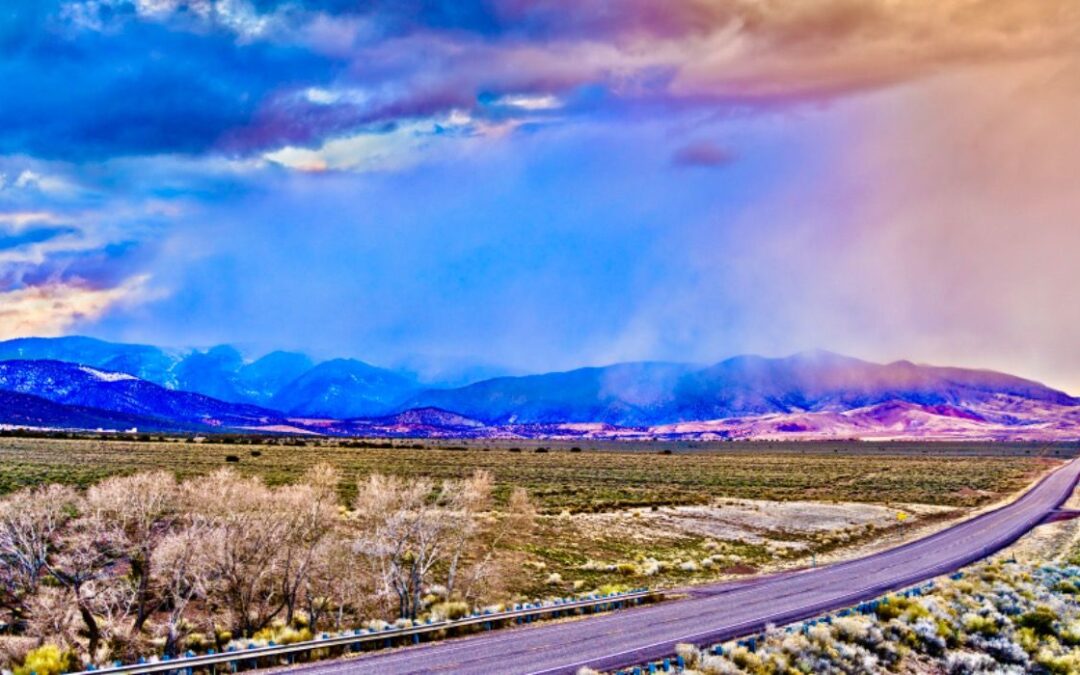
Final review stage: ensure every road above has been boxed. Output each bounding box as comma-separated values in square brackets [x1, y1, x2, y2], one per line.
[289, 459, 1080, 675]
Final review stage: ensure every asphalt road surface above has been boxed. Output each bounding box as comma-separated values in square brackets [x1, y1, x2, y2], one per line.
[290, 459, 1080, 675]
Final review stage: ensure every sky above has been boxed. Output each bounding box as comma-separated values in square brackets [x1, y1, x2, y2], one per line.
[1, 0, 1079, 392]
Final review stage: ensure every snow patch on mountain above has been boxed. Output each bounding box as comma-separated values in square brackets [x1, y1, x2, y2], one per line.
[79, 366, 138, 382]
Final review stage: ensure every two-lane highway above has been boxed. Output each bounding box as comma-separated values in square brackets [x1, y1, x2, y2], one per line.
[290, 458, 1080, 674]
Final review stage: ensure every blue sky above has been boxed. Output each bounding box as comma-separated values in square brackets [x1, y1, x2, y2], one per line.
[2, 0, 1079, 391]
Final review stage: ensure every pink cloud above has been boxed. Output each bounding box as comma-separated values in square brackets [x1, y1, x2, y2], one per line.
[0, 277, 150, 340]
[672, 140, 734, 168]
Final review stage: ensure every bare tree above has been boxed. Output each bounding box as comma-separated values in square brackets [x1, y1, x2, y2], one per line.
[352, 472, 521, 619]
[151, 523, 211, 657]
[307, 535, 381, 632]
[443, 471, 493, 601]
[186, 469, 305, 637]
[0, 467, 537, 664]
[276, 464, 341, 626]
[0, 485, 78, 631]
[353, 474, 446, 619]
[23, 586, 79, 649]
[44, 513, 128, 660]
[87, 471, 179, 632]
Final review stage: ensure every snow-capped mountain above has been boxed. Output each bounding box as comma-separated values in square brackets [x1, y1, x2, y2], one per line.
[0, 360, 284, 428]
[0, 339, 1076, 439]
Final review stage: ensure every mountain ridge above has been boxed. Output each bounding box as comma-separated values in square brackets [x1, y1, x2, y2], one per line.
[403, 351, 1076, 425]
[0, 337, 1076, 439]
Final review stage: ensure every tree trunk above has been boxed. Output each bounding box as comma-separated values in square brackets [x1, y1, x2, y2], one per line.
[285, 594, 296, 627]
[133, 553, 151, 632]
[446, 554, 460, 601]
[163, 620, 180, 658]
[77, 599, 101, 658]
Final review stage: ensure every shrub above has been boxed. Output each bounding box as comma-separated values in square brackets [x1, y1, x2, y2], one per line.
[962, 613, 1000, 637]
[675, 643, 699, 668]
[14, 645, 78, 675]
[945, 651, 997, 675]
[699, 654, 741, 674]
[971, 635, 1028, 665]
[185, 633, 211, 650]
[875, 595, 916, 622]
[252, 624, 313, 645]
[430, 601, 470, 621]
[1059, 621, 1080, 646]
[225, 454, 240, 463]
[1054, 579, 1078, 594]
[912, 618, 947, 655]
[1017, 606, 1058, 637]
[832, 616, 871, 644]
[1036, 648, 1080, 674]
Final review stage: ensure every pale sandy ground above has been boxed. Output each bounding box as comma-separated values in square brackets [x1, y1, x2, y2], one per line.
[610, 460, 1064, 581]
[778, 460, 1068, 572]
[572, 499, 956, 554]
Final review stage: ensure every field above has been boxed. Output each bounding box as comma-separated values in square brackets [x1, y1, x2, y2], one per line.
[0, 436, 1060, 511]
[0, 434, 1072, 670]
[0, 436, 1062, 596]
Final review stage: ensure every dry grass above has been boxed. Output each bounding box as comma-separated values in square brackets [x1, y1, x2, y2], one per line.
[0, 437, 1054, 512]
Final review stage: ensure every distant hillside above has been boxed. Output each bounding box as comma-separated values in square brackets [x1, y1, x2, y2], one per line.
[403, 361, 694, 425]
[0, 390, 195, 432]
[270, 359, 420, 418]
[0, 337, 406, 411]
[404, 351, 1077, 425]
[0, 336, 181, 386]
[0, 360, 285, 428]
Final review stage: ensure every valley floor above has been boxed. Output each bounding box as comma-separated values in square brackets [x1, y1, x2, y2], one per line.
[0, 435, 1063, 607]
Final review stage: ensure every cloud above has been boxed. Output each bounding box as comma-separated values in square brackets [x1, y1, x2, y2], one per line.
[0, 276, 150, 339]
[672, 140, 734, 168]
[0, 202, 162, 299]
[1, 0, 1074, 164]
[0, 211, 66, 230]
[3, 0, 1080, 396]
[0, 13, 332, 160]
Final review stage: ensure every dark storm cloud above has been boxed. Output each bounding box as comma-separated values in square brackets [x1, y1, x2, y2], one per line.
[0, 7, 333, 160]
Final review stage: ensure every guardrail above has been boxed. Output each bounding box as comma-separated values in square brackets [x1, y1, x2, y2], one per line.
[75, 588, 661, 674]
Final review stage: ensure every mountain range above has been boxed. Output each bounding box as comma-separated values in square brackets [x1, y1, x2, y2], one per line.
[0, 337, 406, 417]
[0, 337, 1077, 440]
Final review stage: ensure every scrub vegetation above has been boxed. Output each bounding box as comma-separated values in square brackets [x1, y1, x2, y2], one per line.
[0, 436, 1052, 511]
[640, 560, 1080, 675]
